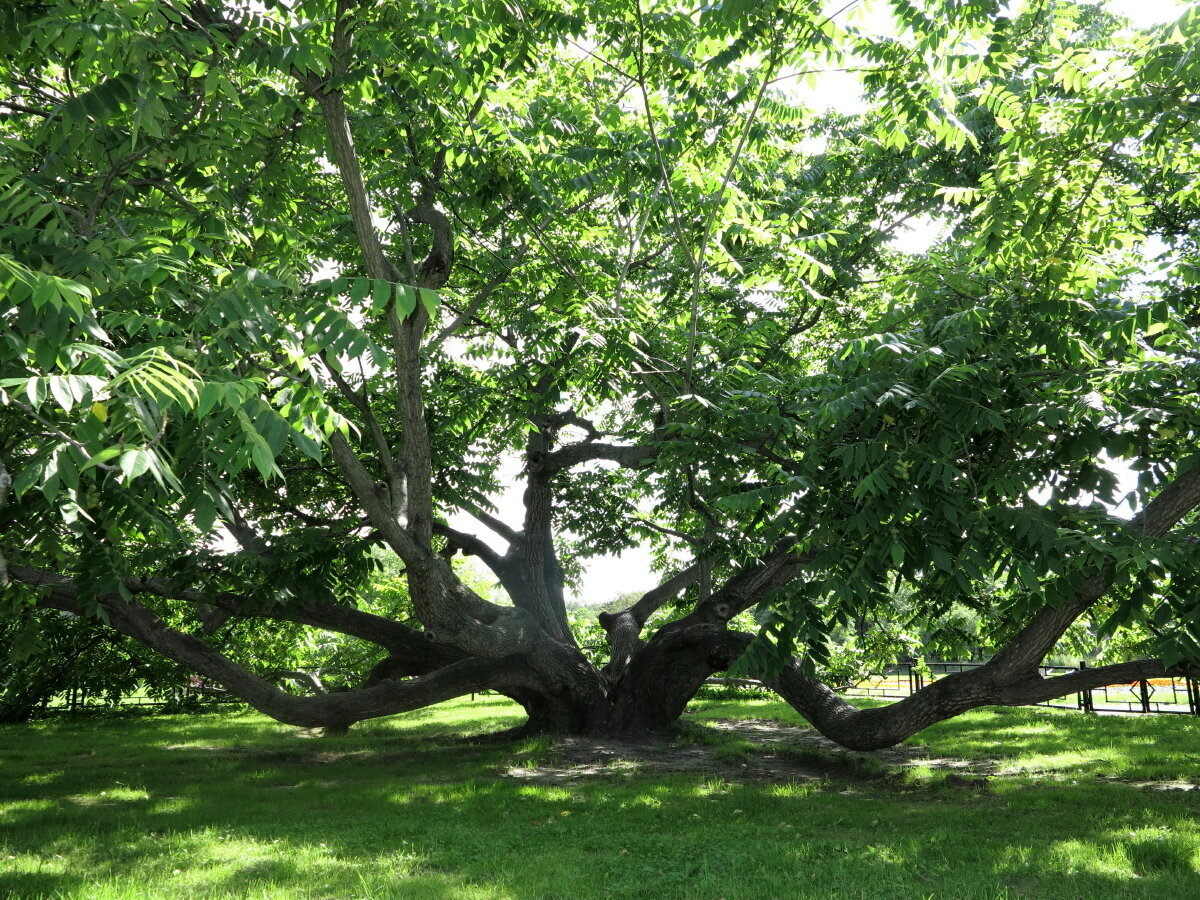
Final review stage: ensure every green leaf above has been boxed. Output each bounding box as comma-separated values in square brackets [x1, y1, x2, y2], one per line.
[396, 283, 418, 318]
[418, 287, 439, 318]
[82, 445, 125, 473]
[250, 441, 276, 481]
[371, 279, 392, 310]
[197, 382, 223, 418]
[118, 449, 151, 483]
[48, 376, 76, 412]
[350, 276, 371, 304]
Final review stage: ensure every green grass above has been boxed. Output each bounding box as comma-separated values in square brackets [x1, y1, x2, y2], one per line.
[687, 695, 1200, 782]
[1, 696, 1198, 899]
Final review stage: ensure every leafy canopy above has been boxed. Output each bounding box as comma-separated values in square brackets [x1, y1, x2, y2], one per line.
[1, 0, 1198, 684]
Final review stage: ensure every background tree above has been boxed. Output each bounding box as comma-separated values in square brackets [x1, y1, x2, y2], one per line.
[1, 0, 1198, 747]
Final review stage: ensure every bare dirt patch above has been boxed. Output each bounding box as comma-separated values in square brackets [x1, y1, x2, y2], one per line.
[504, 718, 1197, 791]
[504, 718, 997, 787]
[705, 717, 999, 773]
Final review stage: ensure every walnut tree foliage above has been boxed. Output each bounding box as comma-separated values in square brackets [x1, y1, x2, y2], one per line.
[1, 0, 1198, 746]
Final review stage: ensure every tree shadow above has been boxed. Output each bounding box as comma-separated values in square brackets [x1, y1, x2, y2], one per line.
[2, 709, 1199, 899]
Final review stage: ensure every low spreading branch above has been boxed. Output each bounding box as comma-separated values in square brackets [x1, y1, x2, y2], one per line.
[23, 567, 543, 729]
[767, 644, 1193, 751]
[8, 563, 458, 667]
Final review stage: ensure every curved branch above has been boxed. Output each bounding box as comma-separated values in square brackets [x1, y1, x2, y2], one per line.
[988, 468, 1200, 678]
[599, 563, 706, 683]
[615, 622, 1192, 749]
[768, 648, 1193, 751]
[9, 562, 463, 670]
[432, 521, 506, 574]
[31, 574, 543, 730]
[684, 540, 816, 625]
[466, 505, 521, 544]
[628, 561, 706, 626]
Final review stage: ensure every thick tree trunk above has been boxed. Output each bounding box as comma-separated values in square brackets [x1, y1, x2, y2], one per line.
[604, 625, 745, 733]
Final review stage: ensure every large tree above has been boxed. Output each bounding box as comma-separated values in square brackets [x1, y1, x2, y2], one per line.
[2, 0, 1198, 748]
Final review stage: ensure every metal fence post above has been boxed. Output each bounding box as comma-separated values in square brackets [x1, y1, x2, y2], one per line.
[1139, 678, 1152, 714]
[1188, 675, 1199, 717]
[1078, 660, 1095, 713]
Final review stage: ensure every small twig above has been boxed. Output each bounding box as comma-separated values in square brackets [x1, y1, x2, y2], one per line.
[6, 399, 119, 471]
[427, 245, 529, 353]
[635, 516, 701, 546]
[633, 0, 696, 272]
[0, 99, 52, 118]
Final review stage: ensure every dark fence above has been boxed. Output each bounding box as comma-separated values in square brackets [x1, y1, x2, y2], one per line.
[38, 663, 1200, 717]
[33, 666, 355, 714]
[843, 661, 1200, 716]
[38, 682, 242, 713]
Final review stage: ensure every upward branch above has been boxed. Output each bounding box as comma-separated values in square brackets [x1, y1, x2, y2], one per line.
[988, 468, 1200, 678]
[311, 12, 435, 550]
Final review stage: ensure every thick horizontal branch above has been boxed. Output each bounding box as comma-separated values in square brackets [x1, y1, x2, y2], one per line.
[628, 625, 1191, 751]
[992, 659, 1187, 705]
[540, 442, 654, 473]
[768, 647, 1191, 751]
[30, 572, 543, 729]
[9, 563, 463, 673]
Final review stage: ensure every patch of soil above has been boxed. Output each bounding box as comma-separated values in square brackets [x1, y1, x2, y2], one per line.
[704, 717, 1000, 774]
[503, 718, 995, 787]
[159, 721, 1197, 793]
[504, 719, 1198, 791]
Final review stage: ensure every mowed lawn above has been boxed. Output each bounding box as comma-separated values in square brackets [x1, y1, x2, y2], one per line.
[2, 695, 1199, 899]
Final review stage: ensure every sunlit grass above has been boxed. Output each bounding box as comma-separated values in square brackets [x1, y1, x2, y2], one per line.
[688, 694, 1200, 781]
[2, 696, 1198, 898]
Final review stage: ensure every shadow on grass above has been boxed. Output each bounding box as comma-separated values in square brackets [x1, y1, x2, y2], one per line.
[2, 701, 1199, 899]
[688, 696, 1200, 782]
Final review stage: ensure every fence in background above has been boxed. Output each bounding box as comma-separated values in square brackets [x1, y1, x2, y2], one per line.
[842, 661, 1200, 716]
[37, 662, 1200, 717]
[40, 682, 240, 713]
